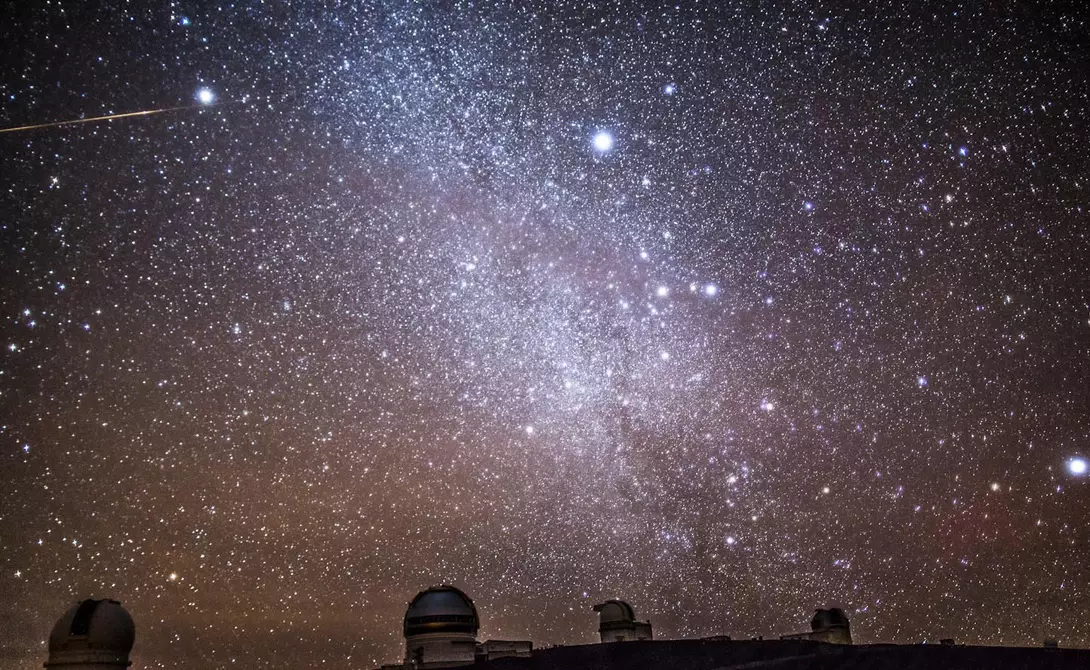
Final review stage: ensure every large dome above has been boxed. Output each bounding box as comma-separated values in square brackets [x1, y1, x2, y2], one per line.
[47, 599, 135, 665]
[594, 600, 636, 624]
[403, 585, 479, 637]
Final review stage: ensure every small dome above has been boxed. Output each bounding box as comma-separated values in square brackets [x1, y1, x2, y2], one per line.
[48, 599, 134, 664]
[403, 585, 479, 637]
[593, 600, 636, 623]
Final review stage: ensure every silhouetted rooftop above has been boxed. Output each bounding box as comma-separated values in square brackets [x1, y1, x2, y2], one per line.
[480, 638, 1090, 670]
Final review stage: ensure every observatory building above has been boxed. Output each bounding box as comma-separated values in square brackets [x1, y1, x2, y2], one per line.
[593, 599, 653, 643]
[39, 590, 1090, 670]
[38, 591, 861, 670]
[45, 598, 135, 669]
[384, 585, 531, 669]
[780, 607, 853, 645]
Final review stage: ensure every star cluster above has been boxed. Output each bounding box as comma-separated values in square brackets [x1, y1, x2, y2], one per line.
[1, 3, 1089, 668]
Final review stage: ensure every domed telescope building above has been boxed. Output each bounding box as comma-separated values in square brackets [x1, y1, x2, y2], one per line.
[402, 585, 480, 667]
[389, 585, 531, 669]
[45, 598, 135, 669]
[593, 599, 653, 643]
[780, 607, 852, 645]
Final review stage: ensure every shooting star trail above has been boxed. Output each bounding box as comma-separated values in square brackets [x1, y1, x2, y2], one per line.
[0, 102, 215, 134]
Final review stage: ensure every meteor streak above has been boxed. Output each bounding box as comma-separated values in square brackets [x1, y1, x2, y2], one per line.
[0, 103, 210, 134]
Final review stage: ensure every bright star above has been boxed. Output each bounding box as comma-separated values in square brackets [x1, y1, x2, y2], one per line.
[196, 88, 215, 105]
[1068, 457, 1088, 476]
[592, 131, 613, 152]
[704, 284, 718, 297]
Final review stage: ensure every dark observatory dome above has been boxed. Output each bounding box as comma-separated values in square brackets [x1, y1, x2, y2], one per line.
[594, 600, 637, 623]
[812, 607, 850, 630]
[48, 599, 135, 664]
[403, 585, 479, 637]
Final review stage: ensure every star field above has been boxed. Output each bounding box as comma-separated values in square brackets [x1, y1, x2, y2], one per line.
[1, 2, 1089, 668]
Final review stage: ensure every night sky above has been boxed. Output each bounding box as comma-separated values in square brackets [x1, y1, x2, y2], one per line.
[2, 2, 1089, 668]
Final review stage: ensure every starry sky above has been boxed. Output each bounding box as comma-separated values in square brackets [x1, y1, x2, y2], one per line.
[2, 2, 1089, 668]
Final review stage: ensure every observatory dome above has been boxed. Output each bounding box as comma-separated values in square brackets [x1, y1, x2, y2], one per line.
[593, 600, 636, 623]
[812, 607, 850, 630]
[47, 599, 134, 667]
[403, 585, 479, 637]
